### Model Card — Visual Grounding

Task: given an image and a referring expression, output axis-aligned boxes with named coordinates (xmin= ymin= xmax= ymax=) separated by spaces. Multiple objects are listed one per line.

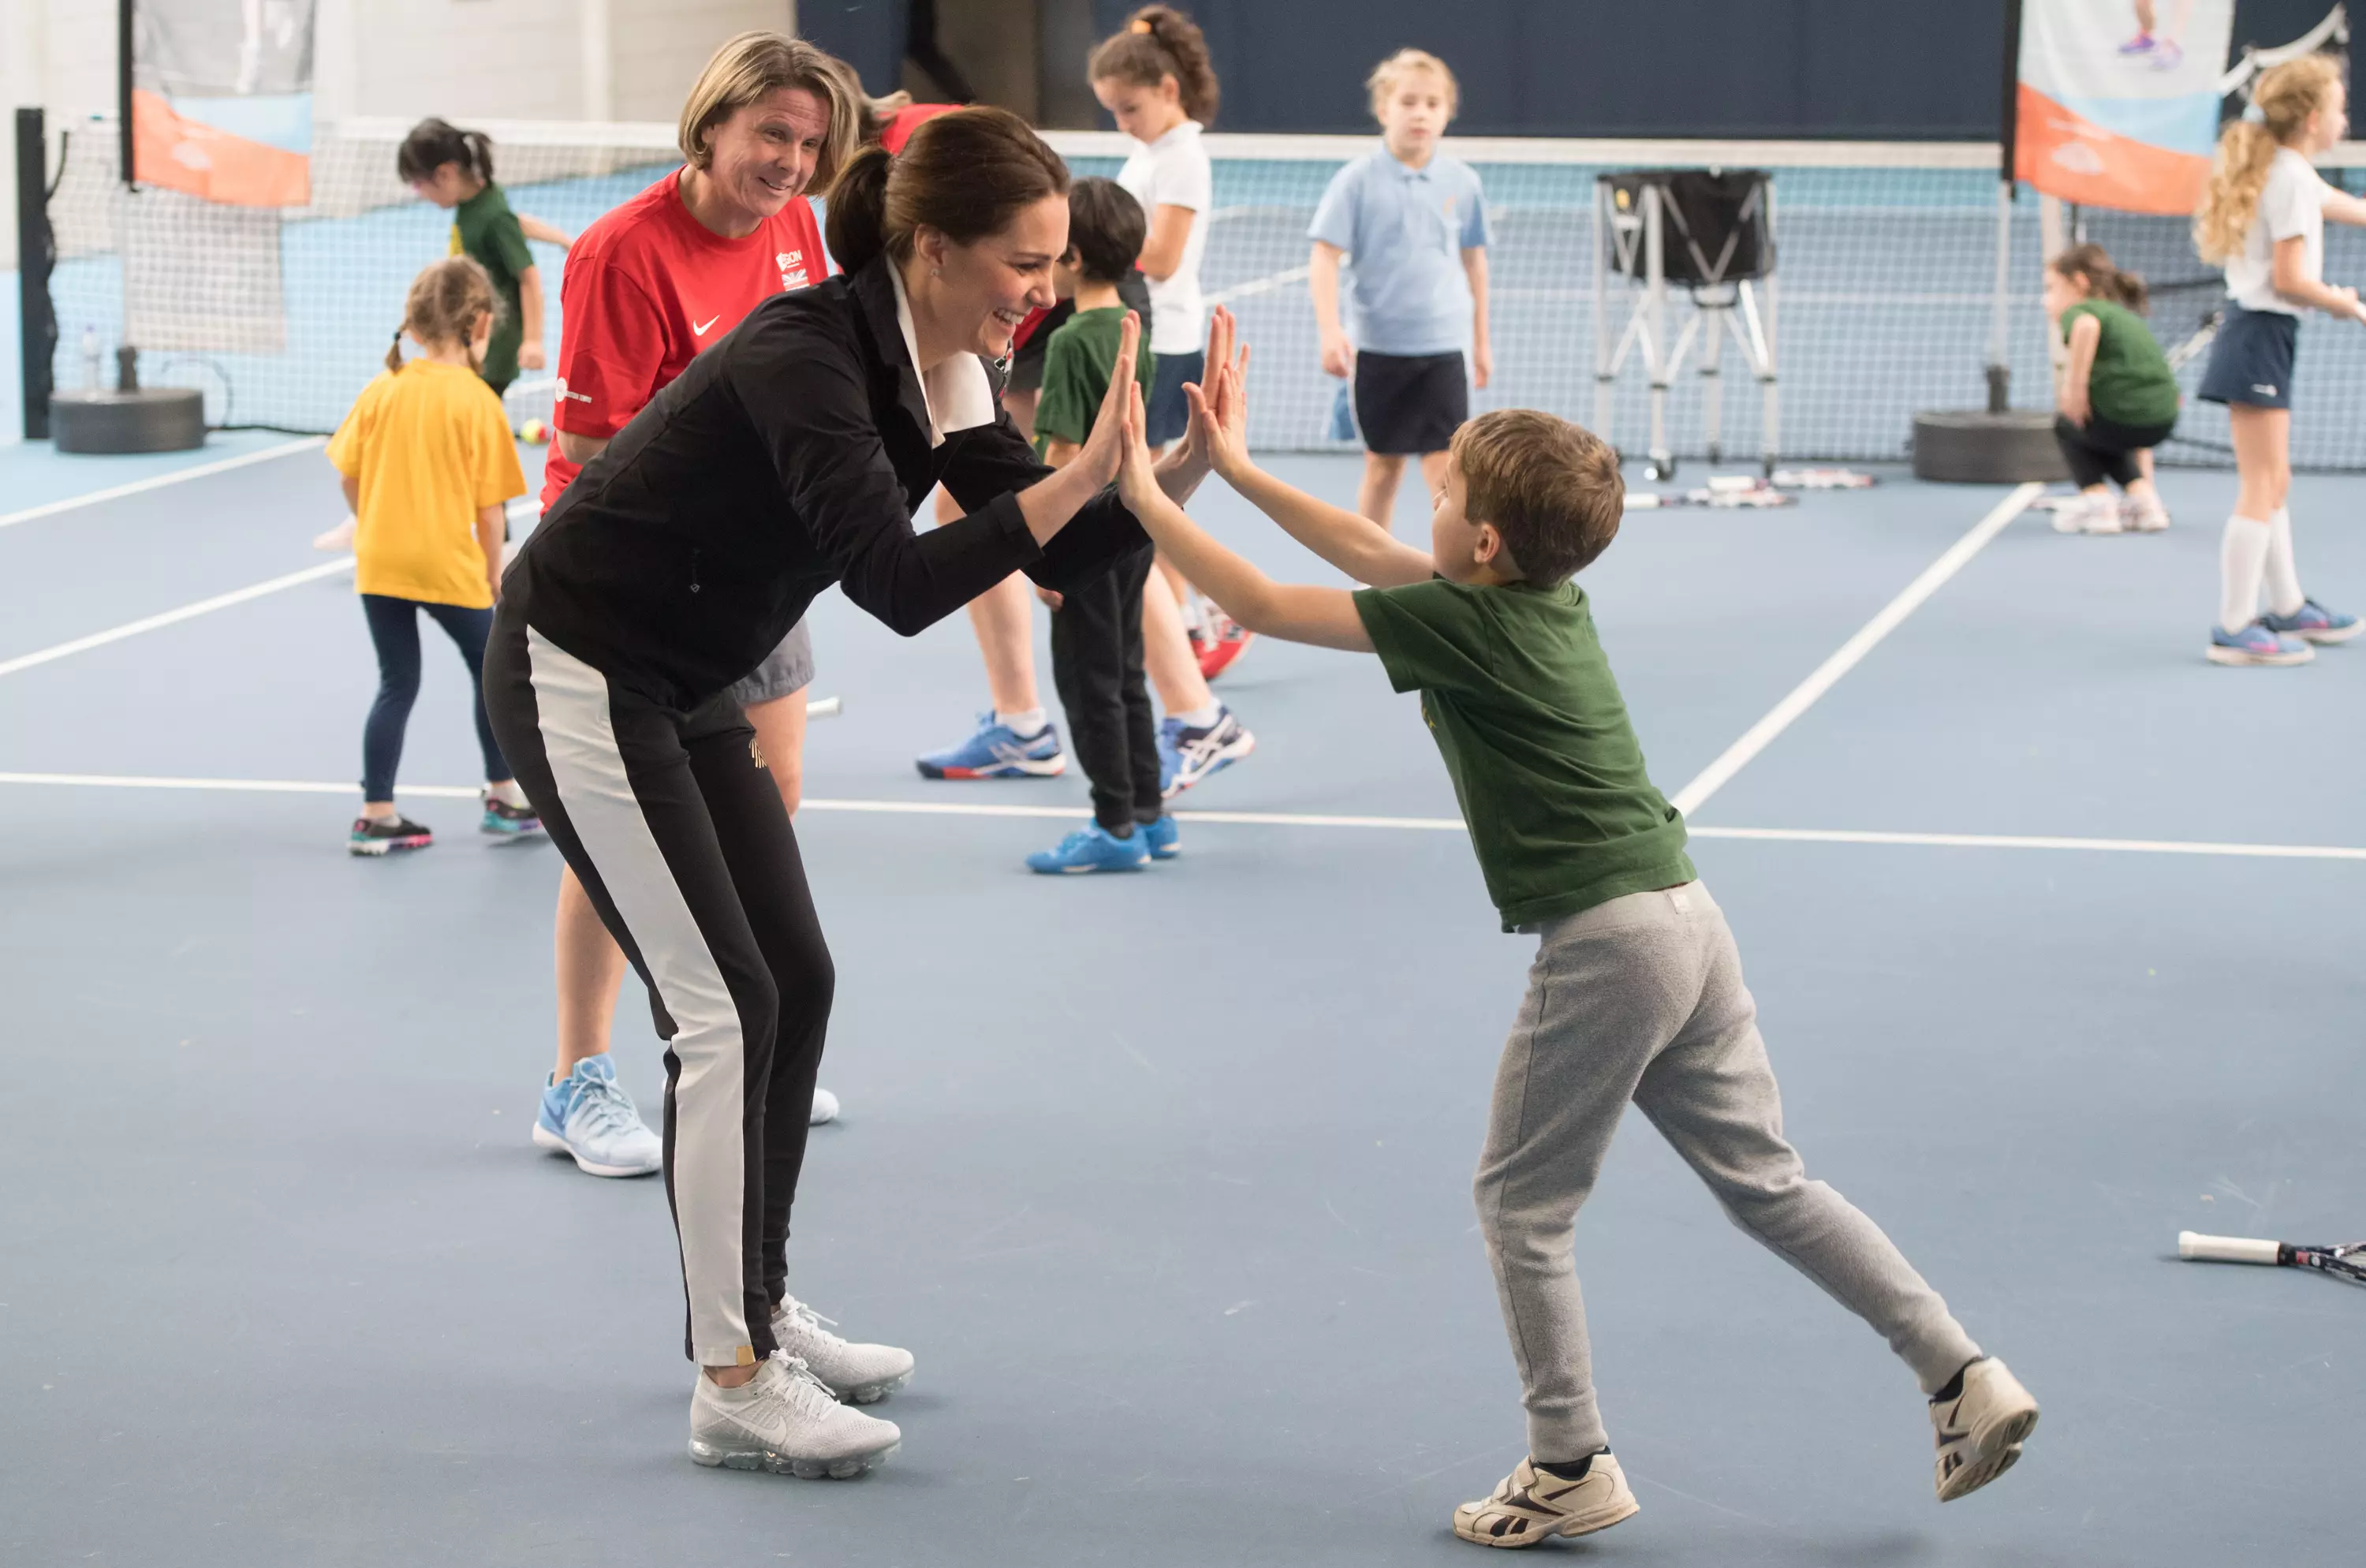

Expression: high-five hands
xmin=1116 ymin=377 xmax=1164 ymax=516
xmin=1181 ymin=304 xmax=1251 ymax=481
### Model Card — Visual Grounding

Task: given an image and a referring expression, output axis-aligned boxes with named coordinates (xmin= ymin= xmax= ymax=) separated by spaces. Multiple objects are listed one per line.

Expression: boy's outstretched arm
xmin=1118 ymin=384 xmax=1373 ymax=654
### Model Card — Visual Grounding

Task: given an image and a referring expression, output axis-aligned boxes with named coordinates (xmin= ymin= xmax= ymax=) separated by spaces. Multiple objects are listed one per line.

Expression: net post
xmin=14 ymin=107 xmax=54 ymax=440
xmin=117 ymin=0 xmax=134 ymax=189
xmin=1985 ymin=179 xmax=2013 ymax=414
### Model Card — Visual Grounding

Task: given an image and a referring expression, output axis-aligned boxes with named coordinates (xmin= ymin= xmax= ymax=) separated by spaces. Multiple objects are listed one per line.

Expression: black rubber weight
xmin=1910 ymin=409 xmax=2071 ymax=484
xmin=50 ymin=388 xmax=206 ymax=454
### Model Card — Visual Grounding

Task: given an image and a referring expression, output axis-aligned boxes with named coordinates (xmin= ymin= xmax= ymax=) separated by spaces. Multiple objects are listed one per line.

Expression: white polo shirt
xmin=2226 ymin=147 xmax=2331 ymax=315
xmin=1117 ymin=119 xmax=1212 ymax=357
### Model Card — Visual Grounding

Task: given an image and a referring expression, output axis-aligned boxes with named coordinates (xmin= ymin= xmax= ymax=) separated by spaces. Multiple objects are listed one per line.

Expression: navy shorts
xmin=2197 ymin=304 xmax=2299 ymax=409
xmin=1147 ymin=349 xmax=1203 ymax=446
xmin=1353 ymin=349 xmax=1468 ymax=455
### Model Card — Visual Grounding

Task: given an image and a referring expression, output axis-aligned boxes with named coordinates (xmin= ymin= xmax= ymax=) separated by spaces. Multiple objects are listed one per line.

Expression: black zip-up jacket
xmin=503 ymin=256 xmax=1150 ymax=710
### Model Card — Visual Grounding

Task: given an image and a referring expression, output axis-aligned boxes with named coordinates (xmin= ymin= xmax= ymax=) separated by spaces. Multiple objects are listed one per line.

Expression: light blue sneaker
xmin=1025 ymin=821 xmax=1151 ymax=875
xmin=916 ymin=713 xmax=1066 ymax=779
xmin=1140 ymin=815 xmax=1181 ymax=861
xmin=1159 ymin=705 xmax=1256 ymax=798
xmin=2258 ymin=599 xmax=2361 ymax=644
xmin=2207 ymin=621 xmax=2314 ymax=666
xmin=533 ymin=1055 xmax=662 ymax=1177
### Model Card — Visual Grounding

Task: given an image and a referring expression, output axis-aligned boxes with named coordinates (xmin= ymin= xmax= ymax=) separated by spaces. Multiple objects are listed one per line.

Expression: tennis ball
xmin=518 ymin=417 xmax=549 ymax=445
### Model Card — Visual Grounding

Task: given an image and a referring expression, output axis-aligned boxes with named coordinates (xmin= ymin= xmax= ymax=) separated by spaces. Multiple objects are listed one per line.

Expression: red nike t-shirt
xmin=541 ymin=173 xmax=827 ymax=507
xmin=880 ymin=102 xmax=957 ymax=155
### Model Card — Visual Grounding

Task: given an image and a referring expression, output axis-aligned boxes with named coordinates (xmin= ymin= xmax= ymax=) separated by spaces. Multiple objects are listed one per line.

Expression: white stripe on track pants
xmin=485 ymin=621 xmax=833 ymax=1366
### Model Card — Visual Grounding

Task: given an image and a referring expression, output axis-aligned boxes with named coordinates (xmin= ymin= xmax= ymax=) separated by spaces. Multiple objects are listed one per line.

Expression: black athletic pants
xmin=1049 ymin=542 xmax=1162 ymax=833
xmin=2053 ymin=413 xmax=2174 ymax=490
xmin=483 ymin=607 xmax=827 ymax=1367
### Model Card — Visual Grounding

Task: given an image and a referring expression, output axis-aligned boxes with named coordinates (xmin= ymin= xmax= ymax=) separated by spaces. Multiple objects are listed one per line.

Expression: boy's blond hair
xmin=1451 ymin=410 xmax=1624 ymax=587
xmin=1368 ymin=48 xmax=1458 ymax=118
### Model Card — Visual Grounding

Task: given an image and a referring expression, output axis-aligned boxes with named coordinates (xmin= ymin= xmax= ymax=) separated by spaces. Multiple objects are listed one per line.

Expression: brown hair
xmin=1066 ymin=177 xmax=1148 ymax=283
xmin=396 ymin=118 xmax=494 ymax=186
xmin=823 ymin=106 xmax=1069 ymax=274
xmin=388 ymin=256 xmax=498 ymax=374
xmin=1367 ymin=48 xmax=1459 ymax=118
xmin=1450 ymin=410 xmax=1625 ymax=587
xmin=677 ymin=32 xmax=858 ymax=188
xmin=1088 ymin=6 xmax=1220 ymax=125
xmin=2050 ymin=242 xmax=2148 ymax=313
xmin=817 ymin=52 xmax=916 ymax=145
xmin=2195 ymin=54 xmax=2342 ymax=263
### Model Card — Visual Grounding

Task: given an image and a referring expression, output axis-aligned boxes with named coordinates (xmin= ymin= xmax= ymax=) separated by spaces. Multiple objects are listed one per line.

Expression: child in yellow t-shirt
xmin=328 ymin=256 xmax=535 ymax=855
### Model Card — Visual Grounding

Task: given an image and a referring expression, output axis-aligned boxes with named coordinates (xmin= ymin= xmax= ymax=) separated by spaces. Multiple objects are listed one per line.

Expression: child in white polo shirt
xmin=1310 ymin=49 xmax=1494 ymax=530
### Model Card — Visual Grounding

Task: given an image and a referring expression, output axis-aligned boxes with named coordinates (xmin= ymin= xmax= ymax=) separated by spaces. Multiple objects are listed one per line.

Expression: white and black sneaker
xmin=688 ymin=1355 xmax=901 ymax=1478
xmin=1453 ymin=1452 xmax=1638 ymax=1548
xmin=771 ymin=1294 xmax=913 ymax=1405
xmin=1930 ymin=1357 xmax=2039 ymax=1501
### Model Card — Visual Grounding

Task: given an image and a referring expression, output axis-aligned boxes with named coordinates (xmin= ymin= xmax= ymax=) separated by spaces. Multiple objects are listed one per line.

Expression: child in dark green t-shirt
xmin=1112 ymin=325 xmax=2039 ymax=1544
xmin=398 ymin=118 xmax=573 ymax=397
xmin=2044 ymin=243 xmax=2179 ymax=534
xmin=1022 ymin=177 xmax=1171 ymax=875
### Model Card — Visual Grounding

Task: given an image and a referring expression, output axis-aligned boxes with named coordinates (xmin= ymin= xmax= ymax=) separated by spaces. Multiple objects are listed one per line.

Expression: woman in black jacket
xmin=483 ymin=106 xmax=1222 ymax=1477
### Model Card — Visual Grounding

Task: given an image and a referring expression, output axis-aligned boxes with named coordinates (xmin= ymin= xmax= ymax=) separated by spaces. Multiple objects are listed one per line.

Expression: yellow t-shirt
xmin=327 ymin=360 xmax=526 ymax=609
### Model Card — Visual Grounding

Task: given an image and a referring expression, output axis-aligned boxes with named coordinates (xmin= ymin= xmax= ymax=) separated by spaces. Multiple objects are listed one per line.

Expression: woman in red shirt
xmin=534 ymin=37 xmax=861 ymax=1183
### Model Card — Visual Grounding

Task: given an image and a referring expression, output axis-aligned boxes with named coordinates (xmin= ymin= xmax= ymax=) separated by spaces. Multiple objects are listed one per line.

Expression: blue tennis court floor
xmin=2 ymin=443 xmax=2360 ymax=1566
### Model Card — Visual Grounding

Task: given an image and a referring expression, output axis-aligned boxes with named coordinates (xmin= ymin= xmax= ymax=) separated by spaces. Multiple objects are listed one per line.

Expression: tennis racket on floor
xmin=2178 ymin=1230 xmax=2366 ymax=1285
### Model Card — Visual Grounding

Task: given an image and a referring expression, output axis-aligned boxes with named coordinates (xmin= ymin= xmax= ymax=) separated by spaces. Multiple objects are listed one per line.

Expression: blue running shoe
xmin=2258 ymin=599 xmax=2361 ymax=644
xmin=1140 ymin=815 xmax=1181 ymax=861
xmin=2207 ymin=621 xmax=2314 ymax=666
xmin=916 ymin=712 xmax=1066 ymax=779
xmin=533 ymin=1054 xmax=662 ymax=1177
xmin=1025 ymin=821 xmax=1151 ymax=875
xmin=1159 ymin=705 xmax=1256 ymax=798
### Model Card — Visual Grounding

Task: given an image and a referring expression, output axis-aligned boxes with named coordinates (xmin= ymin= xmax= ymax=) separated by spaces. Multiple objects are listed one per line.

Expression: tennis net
xmin=32 ymin=120 xmax=2366 ymax=467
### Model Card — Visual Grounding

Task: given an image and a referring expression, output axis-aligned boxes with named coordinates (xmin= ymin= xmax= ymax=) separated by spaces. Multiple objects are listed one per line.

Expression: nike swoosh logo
xmin=693 ymin=315 xmax=722 ymax=336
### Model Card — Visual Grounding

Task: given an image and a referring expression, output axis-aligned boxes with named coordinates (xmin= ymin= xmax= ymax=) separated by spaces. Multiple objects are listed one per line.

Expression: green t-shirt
xmin=1031 ymin=304 xmax=1158 ymax=457
xmin=450 ymin=181 xmax=535 ymax=393
xmin=2060 ymin=299 xmax=2179 ymax=427
xmin=1352 ymin=577 xmax=1695 ymax=931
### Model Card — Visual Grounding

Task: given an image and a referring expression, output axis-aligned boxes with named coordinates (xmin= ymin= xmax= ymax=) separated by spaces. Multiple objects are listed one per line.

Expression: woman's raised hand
xmin=1073 ymin=311 xmax=1144 ymax=489
xmin=1183 ymin=304 xmax=1251 ymax=478
xmin=1115 ymin=379 xmax=1162 ymax=513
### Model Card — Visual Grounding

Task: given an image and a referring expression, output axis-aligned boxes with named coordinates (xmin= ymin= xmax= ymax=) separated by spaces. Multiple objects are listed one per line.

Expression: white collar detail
xmin=888 ymin=262 xmax=997 ymax=447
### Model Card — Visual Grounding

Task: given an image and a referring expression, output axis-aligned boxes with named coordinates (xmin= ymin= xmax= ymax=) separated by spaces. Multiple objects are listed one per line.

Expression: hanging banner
xmin=2014 ymin=0 xmax=2235 ymax=215
xmin=132 ymin=0 xmax=317 ymax=207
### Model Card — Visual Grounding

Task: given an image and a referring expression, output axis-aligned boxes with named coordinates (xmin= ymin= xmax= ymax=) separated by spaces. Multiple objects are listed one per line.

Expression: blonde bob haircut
xmin=677 ymin=32 xmax=859 ymax=185
xmin=1368 ymin=48 xmax=1460 ymax=118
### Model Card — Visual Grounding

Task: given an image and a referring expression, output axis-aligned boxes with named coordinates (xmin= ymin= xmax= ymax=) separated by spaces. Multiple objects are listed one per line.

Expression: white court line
xmin=1666 ymin=481 xmax=2043 ymax=816
xmin=1208 ymin=265 xmax=1312 ymax=305
xmin=0 ymin=557 xmax=354 ymax=679
xmin=2 ymin=771 xmax=2363 ymax=864
xmin=0 ymin=437 xmax=326 ymax=532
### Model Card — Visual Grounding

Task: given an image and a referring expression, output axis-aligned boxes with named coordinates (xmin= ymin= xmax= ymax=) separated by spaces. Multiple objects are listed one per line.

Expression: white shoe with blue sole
xmin=534 ymin=1054 xmax=662 ymax=1177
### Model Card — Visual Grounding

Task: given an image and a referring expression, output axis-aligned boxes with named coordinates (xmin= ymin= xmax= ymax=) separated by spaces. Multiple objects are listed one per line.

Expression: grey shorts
xmin=726 ymin=618 xmax=814 ymax=708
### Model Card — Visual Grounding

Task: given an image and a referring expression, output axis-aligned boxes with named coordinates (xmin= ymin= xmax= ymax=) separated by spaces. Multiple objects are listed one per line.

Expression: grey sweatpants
xmin=1475 ymin=881 xmax=1981 ymax=1462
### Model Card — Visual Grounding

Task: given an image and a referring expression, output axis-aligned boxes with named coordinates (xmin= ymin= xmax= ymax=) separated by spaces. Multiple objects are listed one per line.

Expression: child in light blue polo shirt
xmin=1309 ymin=48 xmax=1493 ymax=532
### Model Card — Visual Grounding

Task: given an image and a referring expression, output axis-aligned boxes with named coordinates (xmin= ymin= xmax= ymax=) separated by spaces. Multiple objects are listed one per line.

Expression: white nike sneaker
xmin=688 ymin=1355 xmax=901 ymax=1478
xmin=1930 ymin=1357 xmax=2039 ymax=1501
xmin=1453 ymin=1453 xmax=1638 ymax=1547
xmin=770 ymin=1294 xmax=913 ymax=1404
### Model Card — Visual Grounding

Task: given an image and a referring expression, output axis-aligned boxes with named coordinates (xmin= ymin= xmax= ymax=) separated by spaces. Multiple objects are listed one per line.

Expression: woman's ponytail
xmin=824 ymin=143 xmax=895 ymax=274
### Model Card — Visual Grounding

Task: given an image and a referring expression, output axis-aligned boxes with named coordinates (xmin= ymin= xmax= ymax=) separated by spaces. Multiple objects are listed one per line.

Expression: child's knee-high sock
xmin=2264 ymin=507 xmax=2307 ymax=617
xmin=2219 ymin=514 xmax=2272 ymax=632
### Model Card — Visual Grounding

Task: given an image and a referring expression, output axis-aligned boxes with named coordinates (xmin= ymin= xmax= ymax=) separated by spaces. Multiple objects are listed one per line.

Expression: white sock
xmin=2264 ymin=507 xmax=2307 ymax=617
xmin=487 ymin=778 xmax=527 ymax=808
xmin=995 ymin=707 xmax=1047 ymax=737
xmin=1172 ymin=702 xmax=1222 ymax=729
xmin=2219 ymin=514 xmax=2271 ymax=633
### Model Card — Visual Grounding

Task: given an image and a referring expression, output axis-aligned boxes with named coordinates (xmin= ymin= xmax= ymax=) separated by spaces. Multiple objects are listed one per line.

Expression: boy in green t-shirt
xmin=1113 ymin=318 xmax=2039 ymax=1545
xmin=1023 ymin=177 xmax=1169 ymax=875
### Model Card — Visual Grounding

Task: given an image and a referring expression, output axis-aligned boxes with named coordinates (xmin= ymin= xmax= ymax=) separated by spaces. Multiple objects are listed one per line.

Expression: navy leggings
xmin=360 ymin=594 xmax=509 ymax=801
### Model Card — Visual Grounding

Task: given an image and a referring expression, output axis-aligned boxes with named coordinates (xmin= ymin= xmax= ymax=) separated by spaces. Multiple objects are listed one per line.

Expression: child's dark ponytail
xmin=2052 ymin=241 xmax=2150 ymax=315
xmin=1089 ymin=6 xmax=1221 ymax=125
xmin=397 ymin=118 xmax=495 ymax=186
